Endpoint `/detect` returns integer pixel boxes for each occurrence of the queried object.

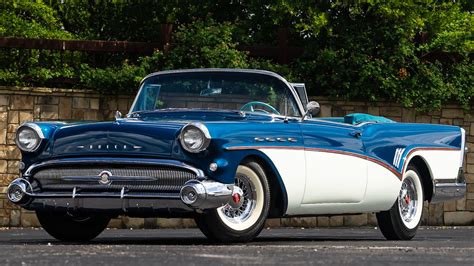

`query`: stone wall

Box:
[0,86,472,228]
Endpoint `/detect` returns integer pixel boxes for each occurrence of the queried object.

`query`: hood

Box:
[38,110,279,159]
[51,120,186,158]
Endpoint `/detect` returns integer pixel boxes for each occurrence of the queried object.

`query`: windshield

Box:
[130,71,301,117]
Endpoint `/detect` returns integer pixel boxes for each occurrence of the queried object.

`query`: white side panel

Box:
[302,151,367,204]
[258,148,461,216]
[259,149,306,213]
[406,150,461,181]
[364,160,401,211]
[294,160,400,215]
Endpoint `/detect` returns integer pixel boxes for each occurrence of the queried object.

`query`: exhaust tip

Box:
[7,179,30,204]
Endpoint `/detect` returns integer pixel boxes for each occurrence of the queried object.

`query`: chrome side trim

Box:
[431,168,466,203]
[460,128,466,167]
[24,158,205,179]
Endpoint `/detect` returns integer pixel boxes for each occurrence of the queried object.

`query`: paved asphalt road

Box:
[0,227,472,265]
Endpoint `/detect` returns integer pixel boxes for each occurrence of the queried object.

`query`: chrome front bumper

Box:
[8,177,241,215]
[431,168,467,203]
[8,158,242,215]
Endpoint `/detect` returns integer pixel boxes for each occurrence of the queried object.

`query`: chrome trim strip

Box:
[61,175,159,182]
[24,158,205,179]
[24,190,182,199]
[460,128,466,167]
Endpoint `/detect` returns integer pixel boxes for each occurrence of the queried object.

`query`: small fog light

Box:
[209,162,218,172]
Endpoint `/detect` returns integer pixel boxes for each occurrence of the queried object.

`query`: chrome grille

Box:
[33,165,197,192]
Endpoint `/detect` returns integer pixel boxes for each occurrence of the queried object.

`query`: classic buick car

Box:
[8,69,466,242]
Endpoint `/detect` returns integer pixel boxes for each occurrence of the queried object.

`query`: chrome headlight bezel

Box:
[179,122,211,153]
[15,123,44,152]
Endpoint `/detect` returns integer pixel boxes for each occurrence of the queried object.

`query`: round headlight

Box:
[16,125,41,152]
[179,123,211,153]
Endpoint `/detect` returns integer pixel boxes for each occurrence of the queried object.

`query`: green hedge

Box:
[0,1,472,111]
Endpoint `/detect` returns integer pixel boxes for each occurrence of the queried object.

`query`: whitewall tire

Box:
[376,165,424,240]
[195,161,270,243]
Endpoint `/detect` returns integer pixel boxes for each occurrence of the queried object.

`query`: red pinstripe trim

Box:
[400,147,460,174]
[225,145,461,181]
[304,147,401,179]
[226,145,402,180]
[367,156,402,179]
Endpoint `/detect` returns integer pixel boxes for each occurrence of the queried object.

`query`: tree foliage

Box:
[0,0,471,111]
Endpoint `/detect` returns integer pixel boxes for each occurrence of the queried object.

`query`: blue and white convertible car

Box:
[8,69,466,242]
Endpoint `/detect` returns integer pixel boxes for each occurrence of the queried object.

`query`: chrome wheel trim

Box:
[398,170,423,229]
[217,165,264,231]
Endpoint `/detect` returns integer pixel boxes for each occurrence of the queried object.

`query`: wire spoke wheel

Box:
[398,176,419,226]
[219,174,257,225]
[217,165,264,231]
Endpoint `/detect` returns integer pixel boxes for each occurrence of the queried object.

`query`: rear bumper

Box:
[431,168,466,203]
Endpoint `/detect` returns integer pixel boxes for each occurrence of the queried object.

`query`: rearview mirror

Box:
[301,101,320,121]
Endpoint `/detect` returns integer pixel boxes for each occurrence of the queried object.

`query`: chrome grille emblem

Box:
[76,144,142,150]
[98,171,112,185]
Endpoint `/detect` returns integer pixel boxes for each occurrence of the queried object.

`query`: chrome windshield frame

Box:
[128,68,306,118]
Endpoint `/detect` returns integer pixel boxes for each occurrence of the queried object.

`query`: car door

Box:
[300,120,368,204]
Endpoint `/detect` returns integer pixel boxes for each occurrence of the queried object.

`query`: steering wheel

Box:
[240,101,280,115]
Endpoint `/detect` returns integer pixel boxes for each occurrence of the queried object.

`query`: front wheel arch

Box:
[240,155,287,217]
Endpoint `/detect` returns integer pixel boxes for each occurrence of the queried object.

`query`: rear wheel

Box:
[376,165,424,240]
[195,161,270,243]
[36,211,110,242]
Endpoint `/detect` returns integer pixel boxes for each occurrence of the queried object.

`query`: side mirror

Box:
[301,101,320,121]
[115,110,123,120]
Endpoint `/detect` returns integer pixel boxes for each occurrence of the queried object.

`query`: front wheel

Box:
[36,211,111,242]
[195,161,271,243]
[376,165,424,240]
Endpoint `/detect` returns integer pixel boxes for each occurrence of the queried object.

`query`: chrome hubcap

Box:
[220,174,256,223]
[398,177,418,223]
